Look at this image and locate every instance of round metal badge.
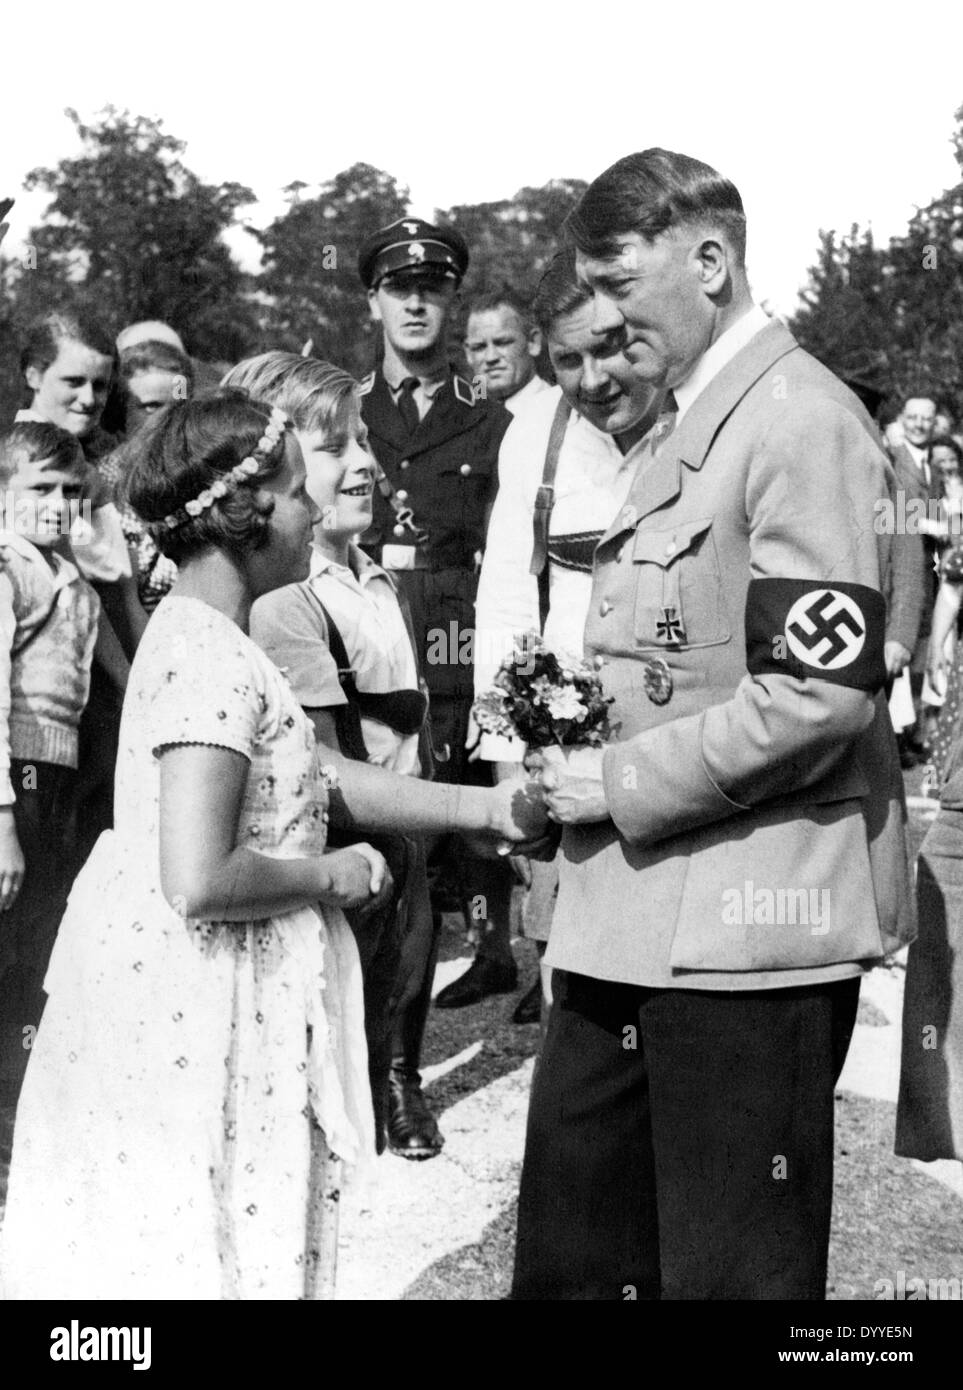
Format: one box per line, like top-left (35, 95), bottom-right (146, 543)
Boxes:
top-left (642, 656), bottom-right (673, 705)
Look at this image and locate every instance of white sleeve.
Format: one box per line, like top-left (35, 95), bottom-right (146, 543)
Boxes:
top-left (474, 414), bottom-right (549, 762)
top-left (69, 502), bottom-right (133, 582)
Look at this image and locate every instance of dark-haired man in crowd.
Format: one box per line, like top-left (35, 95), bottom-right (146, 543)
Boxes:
top-left (512, 149), bottom-right (914, 1300)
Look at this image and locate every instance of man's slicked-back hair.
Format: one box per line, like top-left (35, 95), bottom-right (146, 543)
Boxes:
top-left (531, 251), bottom-right (592, 337)
top-left (566, 148), bottom-right (747, 265)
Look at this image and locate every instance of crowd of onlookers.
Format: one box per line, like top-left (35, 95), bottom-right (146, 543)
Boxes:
top-left (881, 395), bottom-right (963, 778)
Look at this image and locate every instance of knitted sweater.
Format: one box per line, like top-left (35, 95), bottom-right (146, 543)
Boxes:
top-left (0, 532), bottom-right (100, 802)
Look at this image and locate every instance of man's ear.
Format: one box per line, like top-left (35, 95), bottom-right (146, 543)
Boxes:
top-left (690, 235), bottom-right (729, 298)
top-left (527, 327), bottom-right (543, 359)
top-left (367, 287), bottom-right (383, 324)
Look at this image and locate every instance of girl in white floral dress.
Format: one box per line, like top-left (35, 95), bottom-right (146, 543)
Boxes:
top-left (0, 393), bottom-right (547, 1300)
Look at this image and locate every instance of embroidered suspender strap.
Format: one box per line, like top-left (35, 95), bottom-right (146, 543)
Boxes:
top-left (315, 600), bottom-right (371, 763)
top-left (530, 396), bottom-right (572, 633)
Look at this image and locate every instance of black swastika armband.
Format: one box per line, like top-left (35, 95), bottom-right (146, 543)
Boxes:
top-left (745, 578), bottom-right (886, 691)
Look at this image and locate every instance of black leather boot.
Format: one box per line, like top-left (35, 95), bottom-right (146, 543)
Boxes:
top-left (387, 912), bottom-right (444, 1160)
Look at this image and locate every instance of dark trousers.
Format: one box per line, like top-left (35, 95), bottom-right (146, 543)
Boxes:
top-left (426, 692), bottom-right (513, 932)
top-left (0, 760), bottom-right (76, 1099)
top-left (512, 970), bottom-right (860, 1301)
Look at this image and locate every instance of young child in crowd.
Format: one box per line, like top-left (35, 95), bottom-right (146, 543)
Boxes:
top-left (0, 392), bottom-right (542, 1298)
top-left (0, 422), bottom-right (99, 1110)
top-left (230, 352), bottom-right (443, 1160)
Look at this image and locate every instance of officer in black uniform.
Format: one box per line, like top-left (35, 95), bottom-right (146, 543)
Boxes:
top-left (357, 218), bottom-right (516, 1157)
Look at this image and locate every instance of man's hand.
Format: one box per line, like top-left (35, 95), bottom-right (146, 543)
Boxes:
top-left (884, 640), bottom-right (912, 679)
top-left (538, 745), bottom-right (610, 825)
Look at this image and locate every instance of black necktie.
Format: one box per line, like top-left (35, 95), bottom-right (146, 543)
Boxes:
top-left (396, 377), bottom-right (421, 435)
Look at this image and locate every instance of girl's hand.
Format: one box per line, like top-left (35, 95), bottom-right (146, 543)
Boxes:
top-left (487, 776), bottom-right (550, 847)
top-left (321, 845), bottom-right (392, 913)
top-left (0, 811), bottom-right (25, 912)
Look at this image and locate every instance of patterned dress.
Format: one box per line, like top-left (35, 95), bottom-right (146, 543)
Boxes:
top-left (0, 596), bottom-right (372, 1299)
top-left (929, 546), bottom-right (963, 783)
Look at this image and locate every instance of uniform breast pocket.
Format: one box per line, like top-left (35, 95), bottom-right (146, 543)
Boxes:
top-left (631, 516), bottom-right (731, 649)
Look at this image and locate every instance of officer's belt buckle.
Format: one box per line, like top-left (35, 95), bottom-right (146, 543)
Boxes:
top-left (381, 544), bottom-right (430, 571)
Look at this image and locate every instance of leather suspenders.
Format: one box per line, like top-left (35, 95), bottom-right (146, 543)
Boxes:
top-left (529, 396), bottom-right (572, 633)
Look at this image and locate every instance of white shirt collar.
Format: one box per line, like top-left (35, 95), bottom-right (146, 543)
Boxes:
top-left (504, 374), bottom-right (551, 416)
top-left (673, 304), bottom-right (772, 423)
top-left (0, 529), bottom-right (81, 589)
top-left (309, 540), bottom-right (387, 588)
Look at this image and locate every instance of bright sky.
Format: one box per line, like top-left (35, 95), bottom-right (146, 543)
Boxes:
top-left (3, 0), bottom-right (963, 317)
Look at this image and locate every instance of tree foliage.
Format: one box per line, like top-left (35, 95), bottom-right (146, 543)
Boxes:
top-left (256, 162), bottom-right (410, 376)
top-left (4, 107), bottom-right (259, 365)
top-left (791, 102), bottom-right (963, 418)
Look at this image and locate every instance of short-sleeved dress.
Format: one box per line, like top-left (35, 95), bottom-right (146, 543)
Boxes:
top-left (0, 596), bottom-right (373, 1299)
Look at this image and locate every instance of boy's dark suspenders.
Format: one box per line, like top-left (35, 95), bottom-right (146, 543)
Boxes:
top-left (529, 396), bottom-right (572, 633)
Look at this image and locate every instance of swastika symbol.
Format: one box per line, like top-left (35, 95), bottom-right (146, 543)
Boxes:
top-left (785, 590), bottom-right (866, 669)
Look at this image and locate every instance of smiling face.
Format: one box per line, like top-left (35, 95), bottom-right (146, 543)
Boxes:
top-left (25, 340), bottom-right (114, 439)
top-left (247, 432), bottom-right (318, 596)
top-left (463, 305), bottom-right (541, 400)
top-left (4, 449), bottom-right (86, 548)
top-left (548, 301), bottom-right (660, 436)
top-left (368, 270), bottom-right (457, 358)
top-left (575, 229), bottom-right (719, 391)
top-left (900, 398), bottom-right (937, 449)
top-left (295, 397), bottom-right (374, 550)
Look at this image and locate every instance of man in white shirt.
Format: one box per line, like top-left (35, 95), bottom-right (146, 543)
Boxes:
top-left (451, 254), bottom-right (661, 1020)
top-left (463, 290), bottom-right (552, 415)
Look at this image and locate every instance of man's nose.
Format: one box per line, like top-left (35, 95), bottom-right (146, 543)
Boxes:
top-left (590, 293), bottom-right (623, 337)
top-left (581, 357), bottom-right (608, 394)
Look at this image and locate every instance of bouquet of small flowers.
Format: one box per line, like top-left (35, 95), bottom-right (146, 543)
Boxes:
top-left (472, 632), bottom-right (614, 750)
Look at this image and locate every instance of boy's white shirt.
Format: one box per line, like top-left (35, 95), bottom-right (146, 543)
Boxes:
top-left (0, 530), bottom-right (86, 804)
top-left (474, 385), bottom-right (646, 760)
top-left (307, 541), bottom-right (420, 776)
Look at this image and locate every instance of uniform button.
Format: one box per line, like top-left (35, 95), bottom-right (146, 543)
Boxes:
top-left (459, 463), bottom-right (471, 476)
top-left (396, 489), bottom-right (408, 501)
top-left (599, 598), bottom-right (613, 616)
top-left (399, 459), bottom-right (410, 471)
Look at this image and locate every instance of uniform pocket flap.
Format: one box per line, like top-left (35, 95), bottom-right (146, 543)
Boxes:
top-left (632, 516), bottom-right (713, 567)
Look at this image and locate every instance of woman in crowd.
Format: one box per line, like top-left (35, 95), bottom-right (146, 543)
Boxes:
top-left (101, 339), bottom-right (195, 622)
top-left (0, 391), bottom-right (545, 1299)
top-left (923, 436), bottom-right (963, 781)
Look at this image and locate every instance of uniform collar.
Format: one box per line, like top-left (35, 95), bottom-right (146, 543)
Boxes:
top-left (597, 318), bottom-right (800, 547)
top-left (673, 304), bottom-right (771, 423)
top-left (382, 360), bottom-right (449, 399)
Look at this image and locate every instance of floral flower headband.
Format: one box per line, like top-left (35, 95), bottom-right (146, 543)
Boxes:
top-left (156, 407), bottom-right (291, 532)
